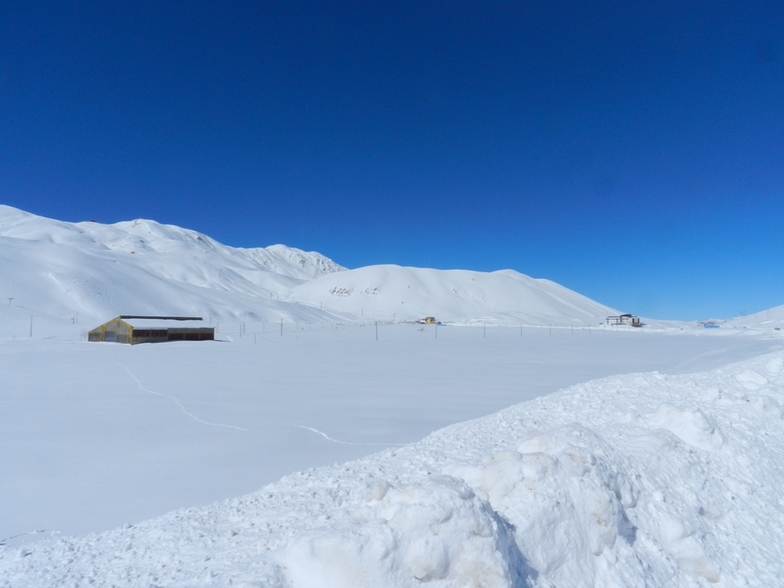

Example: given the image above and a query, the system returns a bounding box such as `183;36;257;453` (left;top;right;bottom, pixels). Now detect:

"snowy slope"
719;304;784;331
0;205;343;283
0;205;347;324
288;264;615;325
0;205;617;327
3;348;783;587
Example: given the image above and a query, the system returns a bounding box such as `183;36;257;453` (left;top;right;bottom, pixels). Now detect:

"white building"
605;314;641;327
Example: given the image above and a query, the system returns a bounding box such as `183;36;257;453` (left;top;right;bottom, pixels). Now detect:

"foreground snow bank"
3;352;784;587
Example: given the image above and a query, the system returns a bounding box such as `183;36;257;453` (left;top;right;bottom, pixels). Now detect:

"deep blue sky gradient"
1;1;783;320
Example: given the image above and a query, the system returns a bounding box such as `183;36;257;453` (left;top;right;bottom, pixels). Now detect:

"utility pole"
375;322;378;341
280;318;283;337
483;322;486;338
8;297;14;305
29;316;33;337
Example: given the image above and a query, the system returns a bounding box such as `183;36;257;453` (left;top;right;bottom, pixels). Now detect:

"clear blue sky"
1;1;782;320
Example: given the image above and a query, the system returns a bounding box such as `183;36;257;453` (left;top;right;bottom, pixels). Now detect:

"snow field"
3;347;784;586
3;204;784;586
2;323;779;542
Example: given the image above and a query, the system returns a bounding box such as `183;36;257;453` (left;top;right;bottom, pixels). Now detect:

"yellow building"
88;316;214;344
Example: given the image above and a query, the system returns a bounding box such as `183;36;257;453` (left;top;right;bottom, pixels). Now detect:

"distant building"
423;317;438;324
605;314;641;327
88;316;214;344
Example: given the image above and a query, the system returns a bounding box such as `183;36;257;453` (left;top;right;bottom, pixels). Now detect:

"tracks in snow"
297;425;406;446
117;363;248;432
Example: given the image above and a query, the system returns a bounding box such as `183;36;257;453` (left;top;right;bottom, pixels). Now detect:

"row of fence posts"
219;319;617;344
13;316;631;342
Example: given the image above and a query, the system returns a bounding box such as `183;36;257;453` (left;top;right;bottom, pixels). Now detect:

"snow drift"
3;349;783;587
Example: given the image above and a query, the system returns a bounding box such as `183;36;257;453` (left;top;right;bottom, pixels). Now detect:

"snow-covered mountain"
0;205;347;324
710;304;784;330
0;205;616;326
288;265;612;325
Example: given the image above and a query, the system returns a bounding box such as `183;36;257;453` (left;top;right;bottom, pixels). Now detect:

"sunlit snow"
1;206;783;587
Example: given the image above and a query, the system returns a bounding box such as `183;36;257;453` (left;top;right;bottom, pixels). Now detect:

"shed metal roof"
118;317;210;329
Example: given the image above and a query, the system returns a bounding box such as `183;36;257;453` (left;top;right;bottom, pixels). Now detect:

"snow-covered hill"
713;304;784;331
0;205;616;327
0;205;342;282
0;205;347;324
288;265;612;325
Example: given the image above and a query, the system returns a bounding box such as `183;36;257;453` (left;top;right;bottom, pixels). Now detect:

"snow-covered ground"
3;205;784;586
1;322;781;541
0;323;784;540
3;338;784;587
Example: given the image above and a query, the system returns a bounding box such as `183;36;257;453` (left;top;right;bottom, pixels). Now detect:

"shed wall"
88;318;215;344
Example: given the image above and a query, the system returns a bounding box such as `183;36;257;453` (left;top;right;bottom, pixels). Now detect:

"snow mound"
649;404;725;451
3;349;784;587
280;476;528;588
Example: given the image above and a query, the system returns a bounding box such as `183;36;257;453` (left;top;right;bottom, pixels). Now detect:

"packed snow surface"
3;348;784;587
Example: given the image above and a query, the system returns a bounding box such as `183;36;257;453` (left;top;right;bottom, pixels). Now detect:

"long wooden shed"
88;316;214;344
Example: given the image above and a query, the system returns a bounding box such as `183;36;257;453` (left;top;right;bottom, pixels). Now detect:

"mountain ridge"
1;205;619;327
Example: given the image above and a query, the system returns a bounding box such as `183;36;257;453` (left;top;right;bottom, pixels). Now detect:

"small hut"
88;316;214;344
